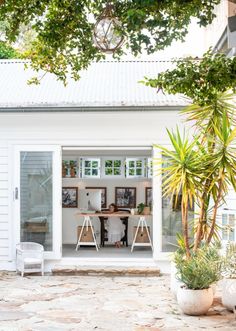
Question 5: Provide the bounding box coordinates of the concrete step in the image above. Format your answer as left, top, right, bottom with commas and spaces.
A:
52, 265, 161, 276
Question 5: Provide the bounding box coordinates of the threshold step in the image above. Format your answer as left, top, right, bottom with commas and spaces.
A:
52, 265, 161, 276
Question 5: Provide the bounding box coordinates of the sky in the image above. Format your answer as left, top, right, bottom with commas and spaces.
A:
106, 19, 207, 61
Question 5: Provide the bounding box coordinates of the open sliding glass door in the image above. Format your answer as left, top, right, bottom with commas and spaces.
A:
13, 145, 62, 259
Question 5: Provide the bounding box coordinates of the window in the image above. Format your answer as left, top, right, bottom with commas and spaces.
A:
222, 213, 235, 241
102, 158, 124, 177
126, 158, 145, 178
147, 157, 153, 178
80, 158, 100, 178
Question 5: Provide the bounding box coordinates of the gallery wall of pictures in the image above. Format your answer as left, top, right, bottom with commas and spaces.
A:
62, 186, 152, 209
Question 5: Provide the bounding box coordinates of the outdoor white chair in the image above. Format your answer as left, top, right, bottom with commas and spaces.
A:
16, 242, 44, 277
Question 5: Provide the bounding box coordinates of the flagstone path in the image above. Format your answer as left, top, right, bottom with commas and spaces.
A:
0, 272, 235, 331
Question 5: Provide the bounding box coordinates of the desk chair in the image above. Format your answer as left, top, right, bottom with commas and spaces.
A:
99, 209, 130, 247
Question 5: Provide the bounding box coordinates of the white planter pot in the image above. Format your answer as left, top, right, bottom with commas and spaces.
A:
177, 287, 213, 315
170, 261, 183, 297
222, 279, 236, 311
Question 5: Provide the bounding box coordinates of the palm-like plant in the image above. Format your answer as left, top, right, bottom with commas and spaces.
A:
206, 113, 236, 243
155, 128, 204, 258
187, 94, 236, 250
156, 93, 236, 257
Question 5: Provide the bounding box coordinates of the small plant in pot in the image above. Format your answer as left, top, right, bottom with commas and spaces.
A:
222, 242, 236, 311
174, 244, 222, 316
137, 203, 150, 215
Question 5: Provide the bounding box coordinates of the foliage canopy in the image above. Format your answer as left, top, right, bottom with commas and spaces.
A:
0, 40, 19, 58
144, 50, 236, 106
0, 0, 220, 82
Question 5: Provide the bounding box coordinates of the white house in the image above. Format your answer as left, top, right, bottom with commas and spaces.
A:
204, 0, 236, 55
0, 59, 235, 273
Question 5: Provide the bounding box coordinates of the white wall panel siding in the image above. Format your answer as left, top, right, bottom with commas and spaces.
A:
0, 247, 9, 257
0, 230, 8, 239
0, 174, 8, 184
0, 197, 8, 205
0, 222, 8, 230
0, 214, 8, 223
0, 148, 8, 157
0, 189, 7, 197
0, 111, 186, 143
0, 145, 9, 261
0, 165, 8, 172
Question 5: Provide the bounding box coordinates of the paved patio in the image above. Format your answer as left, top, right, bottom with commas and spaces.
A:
0, 272, 235, 331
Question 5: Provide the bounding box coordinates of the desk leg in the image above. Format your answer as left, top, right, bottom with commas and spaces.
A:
100, 218, 105, 247
131, 218, 141, 252
75, 216, 99, 251
131, 216, 153, 252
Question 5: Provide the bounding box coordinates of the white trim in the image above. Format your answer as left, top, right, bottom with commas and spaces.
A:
126, 157, 146, 178
152, 147, 162, 260
63, 146, 153, 151
6, 140, 170, 269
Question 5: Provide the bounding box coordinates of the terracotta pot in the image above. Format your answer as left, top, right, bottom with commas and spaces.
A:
70, 167, 75, 178
142, 206, 150, 215
177, 286, 213, 315
62, 166, 67, 178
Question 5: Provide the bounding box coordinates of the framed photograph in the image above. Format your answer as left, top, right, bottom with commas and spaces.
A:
85, 187, 107, 208
115, 187, 136, 208
62, 187, 78, 208
145, 187, 152, 207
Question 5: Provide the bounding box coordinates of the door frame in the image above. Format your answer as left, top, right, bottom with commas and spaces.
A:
12, 144, 62, 260
62, 145, 161, 260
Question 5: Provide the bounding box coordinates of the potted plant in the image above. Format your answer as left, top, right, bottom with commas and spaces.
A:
137, 203, 150, 215
222, 242, 236, 311
174, 244, 222, 315
69, 160, 76, 178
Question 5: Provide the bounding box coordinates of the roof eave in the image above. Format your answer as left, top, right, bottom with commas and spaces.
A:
0, 105, 185, 113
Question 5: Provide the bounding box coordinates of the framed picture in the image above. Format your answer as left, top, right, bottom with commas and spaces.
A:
62, 187, 78, 208
85, 187, 107, 208
115, 187, 136, 208
145, 187, 152, 207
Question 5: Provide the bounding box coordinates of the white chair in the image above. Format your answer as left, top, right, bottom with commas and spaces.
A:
16, 242, 44, 277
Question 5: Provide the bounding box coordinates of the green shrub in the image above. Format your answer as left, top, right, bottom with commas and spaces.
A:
174, 244, 222, 290
0, 41, 19, 59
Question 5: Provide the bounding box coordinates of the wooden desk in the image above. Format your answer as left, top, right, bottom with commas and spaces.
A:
75, 213, 153, 251
76, 213, 131, 248
76, 213, 132, 217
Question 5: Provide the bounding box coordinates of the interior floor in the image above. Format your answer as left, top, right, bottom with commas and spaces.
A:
62, 244, 153, 258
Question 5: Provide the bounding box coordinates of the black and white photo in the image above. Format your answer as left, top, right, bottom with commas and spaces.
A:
62, 187, 78, 208
145, 187, 152, 207
115, 187, 136, 208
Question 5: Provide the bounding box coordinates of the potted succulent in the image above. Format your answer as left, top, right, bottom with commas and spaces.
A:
222, 242, 236, 311
174, 244, 222, 316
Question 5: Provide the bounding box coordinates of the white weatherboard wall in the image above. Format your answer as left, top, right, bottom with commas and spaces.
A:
1, 110, 235, 270
0, 144, 10, 267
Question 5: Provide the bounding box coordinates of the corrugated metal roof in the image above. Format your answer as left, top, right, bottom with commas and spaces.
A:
0, 60, 189, 110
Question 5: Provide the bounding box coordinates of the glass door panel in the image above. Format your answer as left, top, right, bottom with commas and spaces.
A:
14, 145, 61, 259
20, 151, 53, 251
161, 156, 194, 252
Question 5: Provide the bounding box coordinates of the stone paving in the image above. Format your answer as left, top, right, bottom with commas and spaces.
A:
0, 272, 236, 331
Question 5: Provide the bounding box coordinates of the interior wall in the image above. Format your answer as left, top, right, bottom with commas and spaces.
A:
62, 177, 152, 245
